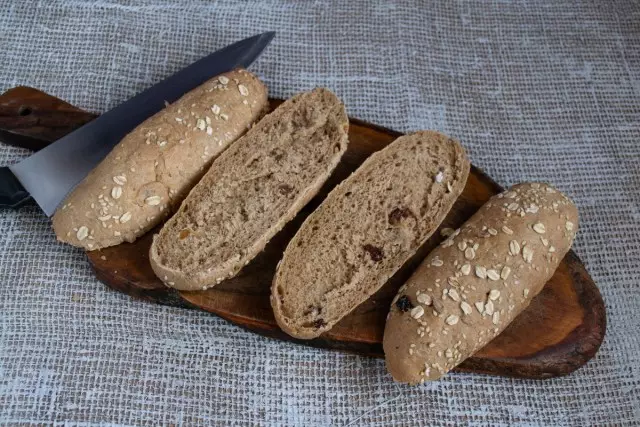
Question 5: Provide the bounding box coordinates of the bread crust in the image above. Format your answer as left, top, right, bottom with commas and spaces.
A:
52, 69, 268, 250
383, 182, 579, 384
271, 131, 470, 339
150, 88, 349, 291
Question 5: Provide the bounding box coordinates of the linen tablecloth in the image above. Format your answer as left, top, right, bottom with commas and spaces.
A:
1, 1, 639, 425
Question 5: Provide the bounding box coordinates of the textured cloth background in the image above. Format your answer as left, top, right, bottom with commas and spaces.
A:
1, 0, 639, 425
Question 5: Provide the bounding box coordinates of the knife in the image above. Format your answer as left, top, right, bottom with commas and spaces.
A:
0, 32, 275, 216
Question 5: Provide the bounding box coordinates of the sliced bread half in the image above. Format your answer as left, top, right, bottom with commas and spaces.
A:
149, 88, 349, 290
271, 131, 470, 339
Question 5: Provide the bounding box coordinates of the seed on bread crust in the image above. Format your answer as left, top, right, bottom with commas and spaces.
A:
145, 196, 162, 206
417, 293, 432, 305
464, 247, 476, 260
509, 240, 520, 256
411, 306, 425, 319
112, 175, 126, 186
460, 301, 473, 315
533, 222, 546, 234
76, 226, 89, 241
486, 269, 500, 281
445, 315, 459, 325
111, 187, 122, 199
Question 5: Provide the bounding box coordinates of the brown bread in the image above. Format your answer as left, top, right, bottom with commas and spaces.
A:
383, 182, 579, 384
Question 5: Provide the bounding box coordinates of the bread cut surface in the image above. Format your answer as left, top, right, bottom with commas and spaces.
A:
271, 131, 470, 339
52, 69, 268, 250
383, 183, 579, 384
150, 88, 349, 291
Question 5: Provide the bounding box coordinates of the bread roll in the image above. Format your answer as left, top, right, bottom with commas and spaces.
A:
52, 69, 268, 250
271, 131, 470, 339
383, 182, 578, 383
150, 88, 349, 291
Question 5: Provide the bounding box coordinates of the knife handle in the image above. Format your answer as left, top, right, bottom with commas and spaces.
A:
0, 166, 31, 208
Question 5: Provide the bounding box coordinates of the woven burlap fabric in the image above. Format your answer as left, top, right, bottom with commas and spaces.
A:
1, 0, 639, 425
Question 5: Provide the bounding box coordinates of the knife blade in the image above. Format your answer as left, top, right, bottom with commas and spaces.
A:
2, 31, 275, 216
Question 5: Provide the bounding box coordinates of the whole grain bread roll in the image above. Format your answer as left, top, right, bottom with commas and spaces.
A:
52, 69, 268, 250
271, 131, 470, 339
383, 182, 578, 384
149, 88, 349, 291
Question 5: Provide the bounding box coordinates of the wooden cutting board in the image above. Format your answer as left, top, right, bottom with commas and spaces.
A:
0, 86, 606, 379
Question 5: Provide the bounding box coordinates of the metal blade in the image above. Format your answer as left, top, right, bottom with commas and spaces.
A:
9, 32, 275, 216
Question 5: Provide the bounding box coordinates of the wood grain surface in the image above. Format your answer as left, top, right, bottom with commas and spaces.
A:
0, 86, 606, 379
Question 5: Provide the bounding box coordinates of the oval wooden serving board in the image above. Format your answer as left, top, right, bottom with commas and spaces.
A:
0, 86, 606, 379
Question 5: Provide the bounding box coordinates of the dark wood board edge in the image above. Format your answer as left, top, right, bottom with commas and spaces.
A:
0, 86, 96, 148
